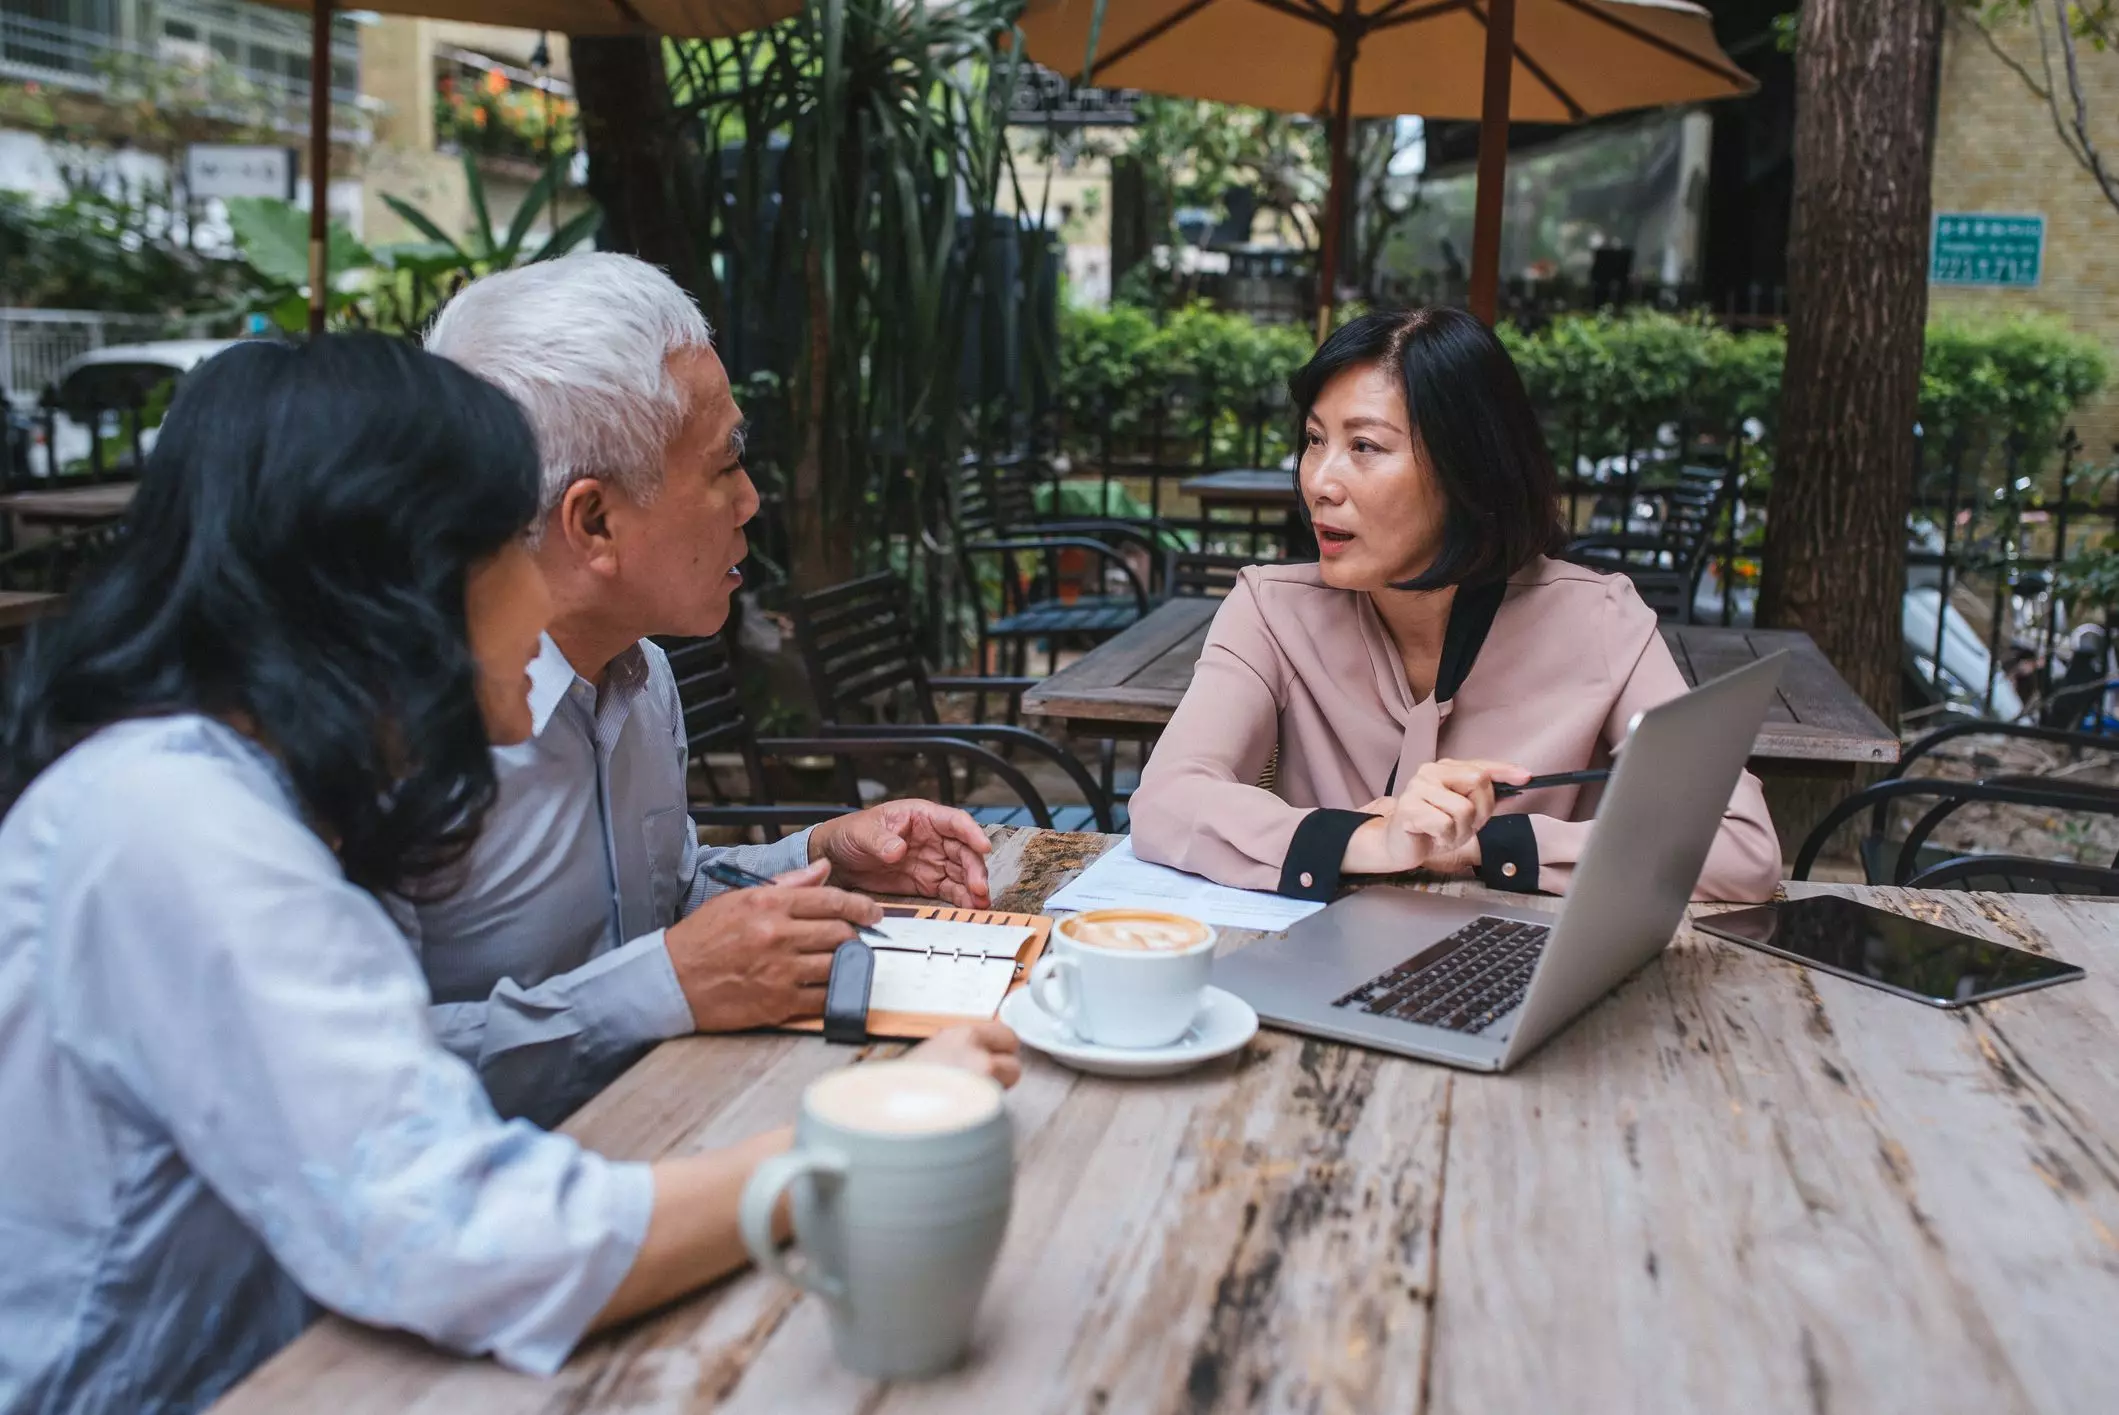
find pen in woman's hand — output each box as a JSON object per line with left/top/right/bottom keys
{"left": 1492, "top": 768, "right": 1611, "bottom": 800}
{"left": 699, "top": 858, "right": 894, "bottom": 945}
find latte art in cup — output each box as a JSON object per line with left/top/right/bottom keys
{"left": 805, "top": 1061, "right": 1003, "bottom": 1136}
{"left": 1058, "top": 909, "right": 1213, "bottom": 953}
{"left": 1033, "top": 910, "right": 1218, "bottom": 1049}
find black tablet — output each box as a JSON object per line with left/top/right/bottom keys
{"left": 1696, "top": 896, "right": 2085, "bottom": 1008}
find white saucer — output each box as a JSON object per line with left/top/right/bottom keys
{"left": 998, "top": 985, "right": 1260, "bottom": 1078}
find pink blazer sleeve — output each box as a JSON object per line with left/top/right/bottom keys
{"left": 1524, "top": 593, "right": 1782, "bottom": 902}
{"left": 1129, "top": 577, "right": 1313, "bottom": 891}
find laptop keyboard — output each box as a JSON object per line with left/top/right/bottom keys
{"left": 1330, "top": 915, "right": 1551, "bottom": 1034}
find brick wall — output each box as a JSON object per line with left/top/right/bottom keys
{"left": 1929, "top": 12, "right": 2119, "bottom": 460}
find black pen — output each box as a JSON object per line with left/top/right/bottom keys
{"left": 1493, "top": 768, "right": 1611, "bottom": 800}
{"left": 698, "top": 858, "right": 894, "bottom": 945}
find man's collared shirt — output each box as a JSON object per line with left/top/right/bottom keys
{"left": 407, "top": 634, "right": 810, "bottom": 1125}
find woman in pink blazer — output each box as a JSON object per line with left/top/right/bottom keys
{"left": 1129, "top": 307, "right": 1780, "bottom": 904}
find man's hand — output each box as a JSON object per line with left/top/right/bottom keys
{"left": 808, "top": 800, "right": 992, "bottom": 907}
{"left": 1343, "top": 759, "right": 1528, "bottom": 875}
{"left": 907, "top": 1020, "right": 1023, "bottom": 1089}
{"left": 665, "top": 860, "right": 882, "bottom": 1032}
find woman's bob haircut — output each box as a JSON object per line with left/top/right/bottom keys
{"left": 1290, "top": 306, "right": 1566, "bottom": 592}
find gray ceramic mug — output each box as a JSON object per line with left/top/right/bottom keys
{"left": 739, "top": 1060, "right": 1014, "bottom": 1379}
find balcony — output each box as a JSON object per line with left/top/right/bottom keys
{"left": 1, "top": 4, "right": 378, "bottom": 143}
{"left": 432, "top": 46, "right": 575, "bottom": 176}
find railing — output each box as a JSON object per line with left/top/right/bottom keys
{"left": 916, "top": 396, "right": 2118, "bottom": 725}
{"left": 0, "top": 307, "right": 195, "bottom": 408}
{"left": 0, "top": 9, "right": 374, "bottom": 138}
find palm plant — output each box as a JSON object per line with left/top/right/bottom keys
{"left": 668, "top": 0, "right": 1047, "bottom": 591}
{"left": 225, "top": 152, "right": 600, "bottom": 336}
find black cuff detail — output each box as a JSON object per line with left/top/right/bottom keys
{"left": 1476, "top": 814, "right": 1540, "bottom": 893}
{"left": 1278, "top": 808, "right": 1374, "bottom": 900}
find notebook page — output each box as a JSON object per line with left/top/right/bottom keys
{"left": 864, "top": 917, "right": 1036, "bottom": 1018}
{"left": 1043, "top": 838, "right": 1327, "bottom": 932}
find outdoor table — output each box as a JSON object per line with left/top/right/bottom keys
{"left": 0, "top": 590, "right": 61, "bottom": 636}
{"left": 217, "top": 825, "right": 2118, "bottom": 1413}
{"left": 1023, "top": 595, "right": 1901, "bottom": 773}
{"left": 1177, "top": 468, "right": 1301, "bottom": 557}
{"left": 0, "top": 482, "right": 136, "bottom": 529}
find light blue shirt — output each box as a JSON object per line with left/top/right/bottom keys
{"left": 407, "top": 636, "right": 811, "bottom": 1125}
{"left": 0, "top": 716, "right": 653, "bottom": 1413}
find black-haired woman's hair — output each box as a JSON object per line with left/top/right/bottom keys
{"left": 1, "top": 334, "right": 541, "bottom": 897}
{"left": 1290, "top": 307, "right": 1565, "bottom": 591}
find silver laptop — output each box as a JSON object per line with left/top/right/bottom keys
{"left": 1213, "top": 652, "right": 1787, "bottom": 1072}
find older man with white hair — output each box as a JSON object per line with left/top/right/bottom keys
{"left": 413, "top": 252, "right": 993, "bottom": 1125}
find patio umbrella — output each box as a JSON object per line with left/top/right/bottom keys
{"left": 1014, "top": 0, "right": 1755, "bottom": 332}
{"left": 261, "top": 0, "right": 803, "bottom": 334}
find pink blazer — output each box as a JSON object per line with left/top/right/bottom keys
{"left": 1129, "top": 557, "right": 1781, "bottom": 903}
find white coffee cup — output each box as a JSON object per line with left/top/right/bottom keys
{"left": 738, "top": 1061, "right": 1013, "bottom": 1379}
{"left": 1029, "top": 908, "right": 1217, "bottom": 1049}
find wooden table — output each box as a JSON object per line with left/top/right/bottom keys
{"left": 221, "top": 827, "right": 2119, "bottom": 1413}
{"left": 1177, "top": 467, "right": 1299, "bottom": 511}
{"left": 1178, "top": 469, "right": 1302, "bottom": 558}
{"left": 0, "top": 589, "right": 61, "bottom": 634}
{"left": 1024, "top": 595, "right": 1901, "bottom": 770}
{"left": 0, "top": 482, "right": 136, "bottom": 527}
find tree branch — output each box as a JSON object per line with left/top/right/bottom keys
{"left": 1962, "top": 3, "right": 2119, "bottom": 219}
{"left": 2049, "top": 0, "right": 2119, "bottom": 213}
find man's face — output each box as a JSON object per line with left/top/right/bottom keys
{"left": 604, "top": 345, "right": 759, "bottom": 638}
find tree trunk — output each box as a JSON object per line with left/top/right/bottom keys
{"left": 1758, "top": 0, "right": 1944, "bottom": 724}
{"left": 569, "top": 36, "right": 707, "bottom": 303}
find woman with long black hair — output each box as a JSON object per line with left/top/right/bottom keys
{"left": 0, "top": 335, "right": 1016, "bottom": 1411}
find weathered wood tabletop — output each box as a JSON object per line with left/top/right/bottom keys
{"left": 222, "top": 826, "right": 2117, "bottom": 1414}
{"left": 1023, "top": 594, "right": 1901, "bottom": 768}
{"left": 0, "top": 481, "right": 135, "bottom": 526}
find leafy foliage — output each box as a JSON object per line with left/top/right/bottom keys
{"left": 224, "top": 153, "right": 599, "bottom": 335}
{"left": 666, "top": 0, "right": 1039, "bottom": 588}
{"left": 1057, "top": 301, "right": 1313, "bottom": 462}
{"left": 0, "top": 180, "right": 255, "bottom": 318}
{"left": 1057, "top": 302, "right": 2114, "bottom": 480}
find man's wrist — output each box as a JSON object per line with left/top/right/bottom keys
{"left": 805, "top": 814, "right": 845, "bottom": 871}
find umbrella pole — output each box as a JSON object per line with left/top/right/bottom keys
{"left": 1313, "top": 31, "right": 1357, "bottom": 345}
{"left": 307, "top": 0, "right": 332, "bottom": 340}
{"left": 1467, "top": 0, "right": 1515, "bottom": 324}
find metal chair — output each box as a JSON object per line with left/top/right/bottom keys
{"left": 790, "top": 573, "right": 1119, "bottom": 831}
{"left": 657, "top": 633, "right": 1076, "bottom": 837}
{"left": 948, "top": 453, "right": 1155, "bottom": 675}
{"left": 1164, "top": 550, "right": 1255, "bottom": 599}
{"left": 1793, "top": 758, "right": 2119, "bottom": 891}
{"left": 1905, "top": 855, "right": 2118, "bottom": 896}
{"left": 1565, "top": 463, "right": 1734, "bottom": 622}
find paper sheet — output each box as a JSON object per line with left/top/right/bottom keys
{"left": 1042, "top": 838, "right": 1328, "bottom": 932}
{"left": 864, "top": 917, "right": 1035, "bottom": 1018}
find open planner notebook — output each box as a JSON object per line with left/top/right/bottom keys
{"left": 785, "top": 904, "right": 1053, "bottom": 1040}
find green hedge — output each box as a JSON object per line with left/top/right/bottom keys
{"left": 1058, "top": 302, "right": 2112, "bottom": 477}
{"left": 1058, "top": 301, "right": 1314, "bottom": 464}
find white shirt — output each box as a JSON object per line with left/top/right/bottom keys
{"left": 406, "top": 635, "right": 811, "bottom": 1125}
{"left": 0, "top": 716, "right": 652, "bottom": 1412}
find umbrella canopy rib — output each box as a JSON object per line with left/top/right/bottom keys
{"left": 1369, "top": 0, "right": 1476, "bottom": 29}
{"left": 1249, "top": 0, "right": 1336, "bottom": 29}
{"left": 1551, "top": 0, "right": 1751, "bottom": 87}
{"left": 1469, "top": 2, "right": 1587, "bottom": 120}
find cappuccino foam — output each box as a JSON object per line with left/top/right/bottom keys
{"left": 1061, "top": 909, "right": 1211, "bottom": 953}
{"left": 807, "top": 1061, "right": 1002, "bottom": 1136}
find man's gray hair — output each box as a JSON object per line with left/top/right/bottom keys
{"left": 425, "top": 252, "right": 712, "bottom": 519}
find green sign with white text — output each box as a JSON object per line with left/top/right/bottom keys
{"left": 1930, "top": 212, "right": 2044, "bottom": 288}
